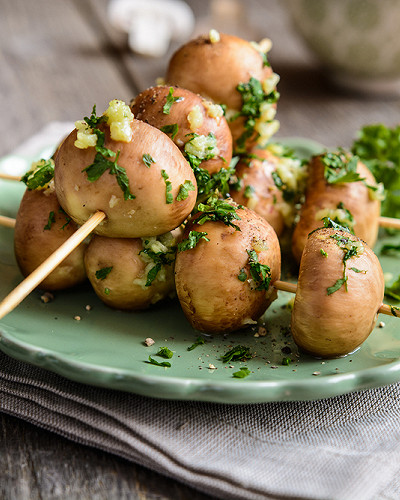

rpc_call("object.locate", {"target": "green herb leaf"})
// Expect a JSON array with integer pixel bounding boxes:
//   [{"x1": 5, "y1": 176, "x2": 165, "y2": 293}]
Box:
[
  {"x1": 327, "y1": 277, "x2": 348, "y2": 295},
  {"x1": 161, "y1": 170, "x2": 173, "y2": 204},
  {"x1": 350, "y1": 267, "x2": 367, "y2": 274},
  {"x1": 238, "y1": 268, "x2": 247, "y2": 282},
  {"x1": 322, "y1": 152, "x2": 365, "y2": 185},
  {"x1": 221, "y1": 345, "x2": 252, "y2": 363},
  {"x1": 234, "y1": 77, "x2": 279, "y2": 154},
  {"x1": 84, "y1": 104, "x2": 107, "y2": 129},
  {"x1": 187, "y1": 336, "x2": 205, "y2": 351},
  {"x1": 163, "y1": 87, "x2": 183, "y2": 114},
  {"x1": 145, "y1": 355, "x2": 171, "y2": 368},
  {"x1": 244, "y1": 185, "x2": 255, "y2": 198},
  {"x1": 104, "y1": 287, "x2": 111, "y2": 295},
  {"x1": 195, "y1": 197, "x2": 241, "y2": 230},
  {"x1": 160, "y1": 123, "x2": 179, "y2": 140},
  {"x1": 21, "y1": 159, "x2": 55, "y2": 190},
  {"x1": 156, "y1": 346, "x2": 174, "y2": 359},
  {"x1": 58, "y1": 208, "x2": 72, "y2": 230},
  {"x1": 320, "y1": 249, "x2": 328, "y2": 258},
  {"x1": 139, "y1": 248, "x2": 175, "y2": 286},
  {"x1": 232, "y1": 367, "x2": 251, "y2": 378},
  {"x1": 176, "y1": 180, "x2": 195, "y2": 201},
  {"x1": 95, "y1": 266, "x2": 113, "y2": 280},
  {"x1": 282, "y1": 357, "x2": 291, "y2": 366},
  {"x1": 178, "y1": 231, "x2": 209, "y2": 252},
  {"x1": 142, "y1": 154, "x2": 155, "y2": 168},
  {"x1": 43, "y1": 211, "x2": 55, "y2": 231},
  {"x1": 247, "y1": 249, "x2": 272, "y2": 291}
]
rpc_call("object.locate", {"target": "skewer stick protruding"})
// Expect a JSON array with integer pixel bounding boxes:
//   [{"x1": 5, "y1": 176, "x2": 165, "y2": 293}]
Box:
[
  {"x1": 0, "y1": 173, "x2": 21, "y2": 182},
  {"x1": 0, "y1": 215, "x2": 16, "y2": 228},
  {"x1": 0, "y1": 210, "x2": 106, "y2": 320},
  {"x1": 273, "y1": 280, "x2": 398, "y2": 318},
  {"x1": 378, "y1": 216, "x2": 400, "y2": 230}
]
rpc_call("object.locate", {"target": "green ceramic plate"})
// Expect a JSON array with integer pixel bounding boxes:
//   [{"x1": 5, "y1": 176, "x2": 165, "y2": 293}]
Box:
[{"x1": 1, "y1": 137, "x2": 400, "y2": 404}]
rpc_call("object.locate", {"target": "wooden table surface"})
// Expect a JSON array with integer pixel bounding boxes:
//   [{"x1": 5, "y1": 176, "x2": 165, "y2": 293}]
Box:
[{"x1": 1, "y1": 0, "x2": 400, "y2": 498}]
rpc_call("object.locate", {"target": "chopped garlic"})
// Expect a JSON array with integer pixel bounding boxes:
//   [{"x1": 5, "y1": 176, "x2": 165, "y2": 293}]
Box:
[
  {"x1": 209, "y1": 29, "x2": 220, "y2": 43},
  {"x1": 262, "y1": 73, "x2": 280, "y2": 95},
  {"x1": 104, "y1": 99, "x2": 134, "y2": 142},
  {"x1": 184, "y1": 133, "x2": 219, "y2": 159},
  {"x1": 109, "y1": 194, "x2": 119, "y2": 208},
  {"x1": 187, "y1": 105, "x2": 204, "y2": 131},
  {"x1": 74, "y1": 120, "x2": 98, "y2": 149},
  {"x1": 315, "y1": 207, "x2": 355, "y2": 229},
  {"x1": 255, "y1": 119, "x2": 280, "y2": 146},
  {"x1": 252, "y1": 239, "x2": 269, "y2": 252},
  {"x1": 203, "y1": 100, "x2": 224, "y2": 121}
]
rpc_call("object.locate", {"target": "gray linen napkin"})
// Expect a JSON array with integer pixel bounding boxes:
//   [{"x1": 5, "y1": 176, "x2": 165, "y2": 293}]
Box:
[{"x1": 1, "y1": 350, "x2": 400, "y2": 500}]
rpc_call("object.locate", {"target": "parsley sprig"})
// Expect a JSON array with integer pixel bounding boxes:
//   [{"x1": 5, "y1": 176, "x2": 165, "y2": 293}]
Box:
[
  {"x1": 195, "y1": 197, "x2": 241, "y2": 230},
  {"x1": 221, "y1": 345, "x2": 252, "y2": 363},
  {"x1": 81, "y1": 105, "x2": 135, "y2": 201},
  {"x1": 187, "y1": 336, "x2": 206, "y2": 351},
  {"x1": 21, "y1": 159, "x2": 54, "y2": 190},
  {"x1": 232, "y1": 77, "x2": 280, "y2": 154},
  {"x1": 246, "y1": 249, "x2": 272, "y2": 291},
  {"x1": 178, "y1": 231, "x2": 210, "y2": 252},
  {"x1": 139, "y1": 248, "x2": 175, "y2": 287},
  {"x1": 351, "y1": 124, "x2": 400, "y2": 218},
  {"x1": 163, "y1": 87, "x2": 183, "y2": 114},
  {"x1": 95, "y1": 266, "x2": 113, "y2": 280}
]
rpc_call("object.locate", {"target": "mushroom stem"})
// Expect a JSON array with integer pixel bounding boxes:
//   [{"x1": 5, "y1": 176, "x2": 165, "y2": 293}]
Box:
[
  {"x1": 273, "y1": 279, "x2": 398, "y2": 318},
  {"x1": 0, "y1": 210, "x2": 106, "y2": 320}
]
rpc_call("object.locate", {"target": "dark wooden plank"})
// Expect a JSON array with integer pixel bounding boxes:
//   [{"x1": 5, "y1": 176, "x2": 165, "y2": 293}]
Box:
[{"x1": 0, "y1": 414, "x2": 217, "y2": 500}]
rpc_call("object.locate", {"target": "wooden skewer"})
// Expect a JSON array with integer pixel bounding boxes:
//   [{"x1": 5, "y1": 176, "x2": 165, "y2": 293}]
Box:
[
  {"x1": 0, "y1": 172, "x2": 21, "y2": 181},
  {"x1": 0, "y1": 215, "x2": 16, "y2": 228},
  {"x1": 0, "y1": 211, "x2": 106, "y2": 320},
  {"x1": 378, "y1": 216, "x2": 400, "y2": 230},
  {"x1": 273, "y1": 280, "x2": 397, "y2": 318}
]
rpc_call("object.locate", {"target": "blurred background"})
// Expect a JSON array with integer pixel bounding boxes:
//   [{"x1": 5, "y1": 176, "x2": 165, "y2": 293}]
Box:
[{"x1": 1, "y1": 0, "x2": 400, "y2": 156}]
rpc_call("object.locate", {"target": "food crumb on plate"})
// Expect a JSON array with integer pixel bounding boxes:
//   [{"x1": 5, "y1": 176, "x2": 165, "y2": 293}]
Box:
[{"x1": 144, "y1": 337, "x2": 155, "y2": 347}]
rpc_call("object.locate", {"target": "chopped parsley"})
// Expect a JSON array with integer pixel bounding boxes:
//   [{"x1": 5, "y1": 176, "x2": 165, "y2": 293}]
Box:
[
  {"x1": 163, "y1": 87, "x2": 183, "y2": 114},
  {"x1": 390, "y1": 305, "x2": 400, "y2": 317},
  {"x1": 104, "y1": 287, "x2": 111, "y2": 295},
  {"x1": 21, "y1": 159, "x2": 54, "y2": 190},
  {"x1": 350, "y1": 267, "x2": 367, "y2": 274},
  {"x1": 237, "y1": 268, "x2": 247, "y2": 282},
  {"x1": 81, "y1": 106, "x2": 135, "y2": 201},
  {"x1": 176, "y1": 180, "x2": 195, "y2": 201},
  {"x1": 324, "y1": 221, "x2": 364, "y2": 295},
  {"x1": 178, "y1": 231, "x2": 209, "y2": 252},
  {"x1": 282, "y1": 357, "x2": 291, "y2": 366},
  {"x1": 145, "y1": 356, "x2": 171, "y2": 368},
  {"x1": 243, "y1": 185, "x2": 255, "y2": 198},
  {"x1": 161, "y1": 170, "x2": 173, "y2": 204},
  {"x1": 160, "y1": 123, "x2": 179, "y2": 140},
  {"x1": 247, "y1": 249, "x2": 272, "y2": 291},
  {"x1": 322, "y1": 152, "x2": 364, "y2": 185},
  {"x1": 95, "y1": 266, "x2": 113, "y2": 280},
  {"x1": 221, "y1": 345, "x2": 252, "y2": 363},
  {"x1": 192, "y1": 164, "x2": 235, "y2": 202},
  {"x1": 195, "y1": 197, "x2": 241, "y2": 230},
  {"x1": 59, "y1": 207, "x2": 72, "y2": 230},
  {"x1": 320, "y1": 249, "x2": 328, "y2": 258},
  {"x1": 156, "y1": 346, "x2": 174, "y2": 359},
  {"x1": 43, "y1": 211, "x2": 55, "y2": 231},
  {"x1": 139, "y1": 247, "x2": 175, "y2": 286},
  {"x1": 232, "y1": 77, "x2": 280, "y2": 154},
  {"x1": 142, "y1": 154, "x2": 155, "y2": 168},
  {"x1": 187, "y1": 336, "x2": 206, "y2": 351},
  {"x1": 232, "y1": 367, "x2": 251, "y2": 378}
]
